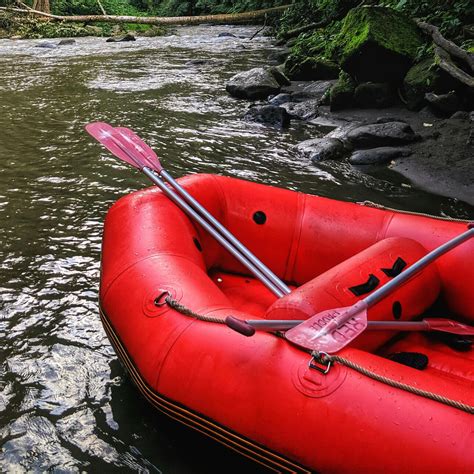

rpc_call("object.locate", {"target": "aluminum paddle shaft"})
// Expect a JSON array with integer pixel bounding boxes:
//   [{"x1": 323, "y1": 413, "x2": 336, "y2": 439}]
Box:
[
  {"x1": 86, "y1": 122, "x2": 290, "y2": 297},
  {"x1": 158, "y1": 168, "x2": 291, "y2": 296}
]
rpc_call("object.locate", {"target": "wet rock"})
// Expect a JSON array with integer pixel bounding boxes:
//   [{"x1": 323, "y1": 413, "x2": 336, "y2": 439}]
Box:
[
  {"x1": 58, "y1": 39, "x2": 76, "y2": 46},
  {"x1": 268, "y1": 93, "x2": 292, "y2": 106},
  {"x1": 330, "y1": 71, "x2": 355, "y2": 111},
  {"x1": 106, "y1": 34, "x2": 136, "y2": 43},
  {"x1": 281, "y1": 99, "x2": 319, "y2": 121},
  {"x1": 218, "y1": 32, "x2": 237, "y2": 38},
  {"x1": 226, "y1": 67, "x2": 282, "y2": 100},
  {"x1": 333, "y1": 6, "x2": 424, "y2": 83},
  {"x1": 425, "y1": 91, "x2": 462, "y2": 116},
  {"x1": 296, "y1": 137, "x2": 346, "y2": 162},
  {"x1": 376, "y1": 116, "x2": 408, "y2": 124},
  {"x1": 354, "y1": 82, "x2": 394, "y2": 108},
  {"x1": 349, "y1": 146, "x2": 412, "y2": 165},
  {"x1": 285, "y1": 55, "x2": 339, "y2": 81},
  {"x1": 288, "y1": 80, "x2": 336, "y2": 102},
  {"x1": 243, "y1": 105, "x2": 290, "y2": 128},
  {"x1": 346, "y1": 121, "x2": 420, "y2": 148},
  {"x1": 35, "y1": 42, "x2": 57, "y2": 49}
]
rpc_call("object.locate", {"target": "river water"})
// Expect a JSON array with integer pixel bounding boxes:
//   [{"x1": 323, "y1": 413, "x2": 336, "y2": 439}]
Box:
[{"x1": 0, "y1": 25, "x2": 472, "y2": 472}]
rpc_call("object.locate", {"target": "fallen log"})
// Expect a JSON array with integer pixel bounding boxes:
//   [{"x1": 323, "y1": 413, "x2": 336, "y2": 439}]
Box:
[
  {"x1": 416, "y1": 20, "x2": 474, "y2": 73},
  {"x1": 434, "y1": 45, "x2": 474, "y2": 88},
  {"x1": 0, "y1": 4, "x2": 290, "y2": 25}
]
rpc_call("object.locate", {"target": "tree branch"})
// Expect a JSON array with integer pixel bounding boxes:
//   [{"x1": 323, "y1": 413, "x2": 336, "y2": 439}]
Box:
[{"x1": 416, "y1": 20, "x2": 474, "y2": 73}]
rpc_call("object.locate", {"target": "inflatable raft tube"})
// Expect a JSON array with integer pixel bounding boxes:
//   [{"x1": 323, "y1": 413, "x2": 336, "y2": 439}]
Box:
[{"x1": 100, "y1": 174, "x2": 473, "y2": 473}]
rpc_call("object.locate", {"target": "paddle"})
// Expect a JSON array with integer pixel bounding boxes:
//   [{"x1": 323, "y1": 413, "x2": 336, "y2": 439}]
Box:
[
  {"x1": 85, "y1": 122, "x2": 290, "y2": 297},
  {"x1": 283, "y1": 224, "x2": 474, "y2": 353},
  {"x1": 225, "y1": 316, "x2": 474, "y2": 337},
  {"x1": 114, "y1": 125, "x2": 291, "y2": 297}
]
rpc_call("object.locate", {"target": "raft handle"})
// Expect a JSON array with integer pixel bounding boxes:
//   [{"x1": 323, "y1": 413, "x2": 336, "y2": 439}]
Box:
[
  {"x1": 308, "y1": 352, "x2": 332, "y2": 374},
  {"x1": 154, "y1": 290, "x2": 171, "y2": 307}
]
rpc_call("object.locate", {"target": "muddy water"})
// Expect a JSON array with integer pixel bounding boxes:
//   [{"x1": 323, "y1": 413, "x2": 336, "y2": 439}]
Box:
[{"x1": 0, "y1": 25, "x2": 472, "y2": 472}]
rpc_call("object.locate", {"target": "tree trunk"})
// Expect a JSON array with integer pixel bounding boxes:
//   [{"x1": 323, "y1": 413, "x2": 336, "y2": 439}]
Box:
[{"x1": 0, "y1": 4, "x2": 290, "y2": 25}]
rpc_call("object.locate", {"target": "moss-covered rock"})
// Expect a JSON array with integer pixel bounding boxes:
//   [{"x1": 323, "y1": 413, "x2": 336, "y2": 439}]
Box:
[
  {"x1": 331, "y1": 6, "x2": 425, "y2": 83},
  {"x1": 402, "y1": 58, "x2": 459, "y2": 110},
  {"x1": 329, "y1": 70, "x2": 355, "y2": 111},
  {"x1": 286, "y1": 56, "x2": 339, "y2": 81}
]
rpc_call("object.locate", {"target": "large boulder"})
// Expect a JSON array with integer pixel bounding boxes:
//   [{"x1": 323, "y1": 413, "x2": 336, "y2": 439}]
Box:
[
  {"x1": 346, "y1": 121, "x2": 420, "y2": 148},
  {"x1": 402, "y1": 58, "x2": 460, "y2": 110},
  {"x1": 226, "y1": 67, "x2": 284, "y2": 100},
  {"x1": 331, "y1": 6, "x2": 424, "y2": 83}
]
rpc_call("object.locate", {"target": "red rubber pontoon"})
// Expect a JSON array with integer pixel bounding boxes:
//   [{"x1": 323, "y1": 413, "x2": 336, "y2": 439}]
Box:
[{"x1": 99, "y1": 174, "x2": 473, "y2": 473}]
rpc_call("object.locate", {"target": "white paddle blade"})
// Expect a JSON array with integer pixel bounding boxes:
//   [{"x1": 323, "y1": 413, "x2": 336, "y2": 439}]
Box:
[{"x1": 285, "y1": 305, "x2": 368, "y2": 353}]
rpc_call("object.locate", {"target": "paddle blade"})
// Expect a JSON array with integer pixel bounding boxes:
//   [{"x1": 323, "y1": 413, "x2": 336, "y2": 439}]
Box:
[
  {"x1": 86, "y1": 122, "x2": 141, "y2": 169},
  {"x1": 285, "y1": 305, "x2": 368, "y2": 353},
  {"x1": 425, "y1": 318, "x2": 474, "y2": 335},
  {"x1": 115, "y1": 127, "x2": 163, "y2": 173}
]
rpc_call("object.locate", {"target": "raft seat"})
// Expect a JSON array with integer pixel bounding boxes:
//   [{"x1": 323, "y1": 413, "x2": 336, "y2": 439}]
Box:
[{"x1": 263, "y1": 236, "x2": 442, "y2": 352}]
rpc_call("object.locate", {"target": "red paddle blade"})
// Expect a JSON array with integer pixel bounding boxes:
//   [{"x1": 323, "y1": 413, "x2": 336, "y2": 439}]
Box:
[
  {"x1": 85, "y1": 122, "x2": 162, "y2": 172},
  {"x1": 425, "y1": 318, "x2": 474, "y2": 335},
  {"x1": 86, "y1": 122, "x2": 140, "y2": 169},
  {"x1": 285, "y1": 305, "x2": 368, "y2": 353},
  {"x1": 115, "y1": 127, "x2": 163, "y2": 173}
]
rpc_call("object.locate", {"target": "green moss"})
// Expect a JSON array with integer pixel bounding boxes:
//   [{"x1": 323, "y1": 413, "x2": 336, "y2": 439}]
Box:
[
  {"x1": 403, "y1": 57, "x2": 459, "y2": 110},
  {"x1": 333, "y1": 6, "x2": 424, "y2": 64},
  {"x1": 404, "y1": 59, "x2": 438, "y2": 90},
  {"x1": 285, "y1": 21, "x2": 341, "y2": 80},
  {"x1": 329, "y1": 70, "x2": 355, "y2": 110}
]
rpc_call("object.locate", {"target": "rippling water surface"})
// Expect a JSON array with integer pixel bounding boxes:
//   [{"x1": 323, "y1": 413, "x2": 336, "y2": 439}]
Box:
[{"x1": 0, "y1": 25, "x2": 472, "y2": 472}]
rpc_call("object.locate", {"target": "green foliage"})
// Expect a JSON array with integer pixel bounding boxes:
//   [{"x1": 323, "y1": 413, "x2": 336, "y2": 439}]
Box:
[
  {"x1": 11, "y1": 17, "x2": 103, "y2": 37},
  {"x1": 381, "y1": 0, "x2": 474, "y2": 38},
  {"x1": 52, "y1": 0, "x2": 145, "y2": 16}
]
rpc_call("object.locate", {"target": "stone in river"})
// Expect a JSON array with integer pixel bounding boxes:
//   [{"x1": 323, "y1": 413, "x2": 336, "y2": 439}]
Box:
[
  {"x1": 226, "y1": 67, "x2": 282, "y2": 100},
  {"x1": 295, "y1": 137, "x2": 347, "y2": 162},
  {"x1": 346, "y1": 122, "x2": 420, "y2": 148},
  {"x1": 349, "y1": 147, "x2": 412, "y2": 165},
  {"x1": 243, "y1": 105, "x2": 290, "y2": 128}
]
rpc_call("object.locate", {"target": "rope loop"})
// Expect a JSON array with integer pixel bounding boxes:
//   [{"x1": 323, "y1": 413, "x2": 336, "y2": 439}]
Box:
[{"x1": 164, "y1": 296, "x2": 473, "y2": 415}]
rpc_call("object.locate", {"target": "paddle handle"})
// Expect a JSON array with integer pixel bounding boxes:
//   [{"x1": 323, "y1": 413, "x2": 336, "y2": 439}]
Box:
[{"x1": 225, "y1": 316, "x2": 256, "y2": 337}]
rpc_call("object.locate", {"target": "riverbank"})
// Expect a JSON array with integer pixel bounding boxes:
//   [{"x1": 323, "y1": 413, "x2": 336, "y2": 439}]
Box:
[{"x1": 225, "y1": 3, "x2": 474, "y2": 206}]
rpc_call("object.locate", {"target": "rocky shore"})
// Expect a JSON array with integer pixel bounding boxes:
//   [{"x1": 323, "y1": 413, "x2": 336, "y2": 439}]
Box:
[{"x1": 225, "y1": 5, "x2": 474, "y2": 206}]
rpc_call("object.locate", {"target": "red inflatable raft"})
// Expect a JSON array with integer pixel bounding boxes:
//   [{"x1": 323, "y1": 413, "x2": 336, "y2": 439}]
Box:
[{"x1": 100, "y1": 174, "x2": 473, "y2": 473}]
